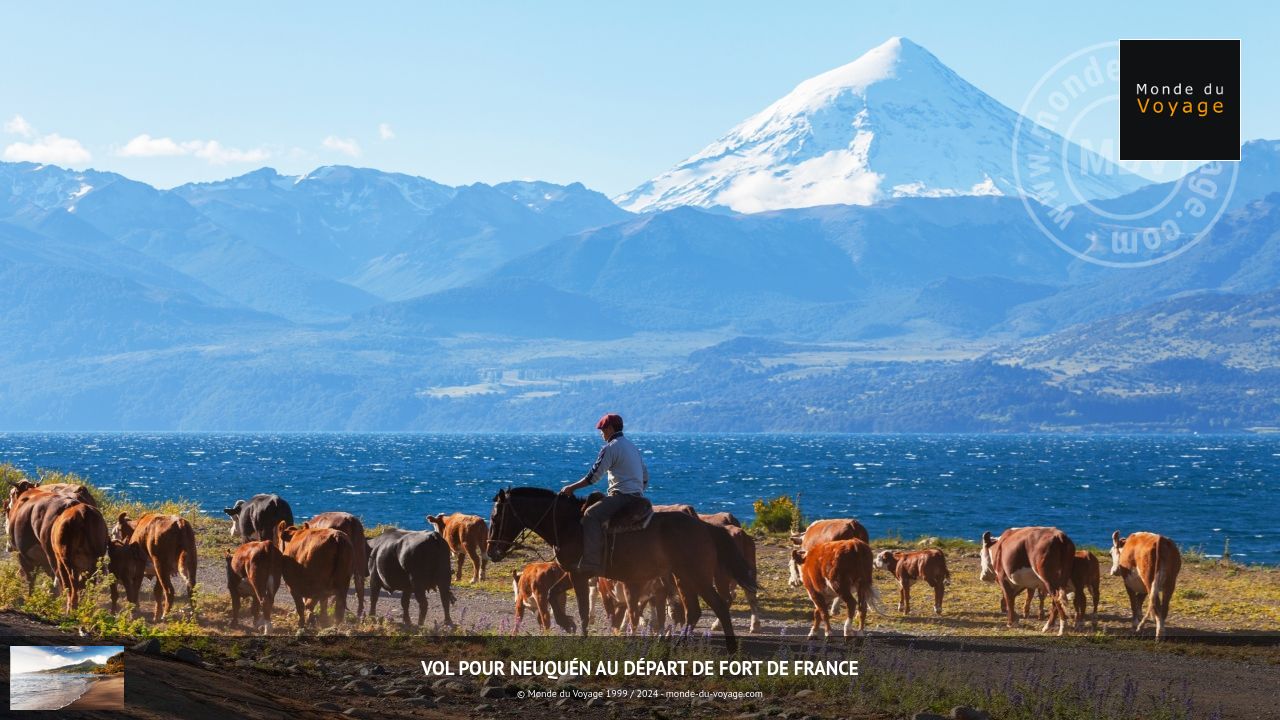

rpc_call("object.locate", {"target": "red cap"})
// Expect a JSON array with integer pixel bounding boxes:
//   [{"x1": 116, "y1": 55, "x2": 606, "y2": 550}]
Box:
[{"x1": 595, "y1": 413, "x2": 623, "y2": 432}]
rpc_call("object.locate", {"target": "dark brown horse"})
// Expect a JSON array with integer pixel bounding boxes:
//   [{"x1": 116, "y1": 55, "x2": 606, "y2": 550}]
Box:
[{"x1": 485, "y1": 487, "x2": 756, "y2": 652}]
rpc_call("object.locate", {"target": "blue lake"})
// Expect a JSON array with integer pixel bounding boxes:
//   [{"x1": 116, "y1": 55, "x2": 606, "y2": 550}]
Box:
[{"x1": 1, "y1": 433, "x2": 1275, "y2": 563}]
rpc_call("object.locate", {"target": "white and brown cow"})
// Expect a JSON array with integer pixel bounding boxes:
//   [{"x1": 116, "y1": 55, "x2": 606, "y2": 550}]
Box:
[
  {"x1": 791, "y1": 539, "x2": 882, "y2": 639},
  {"x1": 789, "y1": 519, "x2": 869, "y2": 587},
  {"x1": 979, "y1": 526, "x2": 1075, "y2": 635},
  {"x1": 873, "y1": 548, "x2": 950, "y2": 615},
  {"x1": 1110, "y1": 530, "x2": 1182, "y2": 640}
]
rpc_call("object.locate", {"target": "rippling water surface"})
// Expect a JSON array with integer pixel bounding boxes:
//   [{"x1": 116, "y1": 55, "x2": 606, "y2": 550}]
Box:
[{"x1": 1, "y1": 433, "x2": 1275, "y2": 562}]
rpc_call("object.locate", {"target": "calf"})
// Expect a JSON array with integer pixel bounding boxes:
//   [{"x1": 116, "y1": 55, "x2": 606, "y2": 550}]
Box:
[
  {"x1": 427, "y1": 512, "x2": 487, "y2": 583},
  {"x1": 792, "y1": 539, "x2": 881, "y2": 639},
  {"x1": 367, "y1": 528, "x2": 454, "y2": 626},
  {"x1": 224, "y1": 494, "x2": 293, "y2": 541},
  {"x1": 512, "y1": 561, "x2": 576, "y2": 632},
  {"x1": 112, "y1": 513, "x2": 199, "y2": 621},
  {"x1": 277, "y1": 521, "x2": 353, "y2": 628},
  {"x1": 591, "y1": 576, "x2": 672, "y2": 634},
  {"x1": 226, "y1": 540, "x2": 283, "y2": 634},
  {"x1": 49, "y1": 503, "x2": 109, "y2": 612},
  {"x1": 789, "y1": 518, "x2": 869, "y2": 587},
  {"x1": 1110, "y1": 530, "x2": 1181, "y2": 640},
  {"x1": 107, "y1": 540, "x2": 146, "y2": 613},
  {"x1": 979, "y1": 527, "x2": 1075, "y2": 635},
  {"x1": 308, "y1": 511, "x2": 369, "y2": 618},
  {"x1": 874, "y1": 549, "x2": 950, "y2": 615}
]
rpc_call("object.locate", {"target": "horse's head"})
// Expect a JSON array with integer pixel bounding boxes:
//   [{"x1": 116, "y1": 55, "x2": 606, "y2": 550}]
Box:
[{"x1": 486, "y1": 487, "x2": 522, "y2": 562}]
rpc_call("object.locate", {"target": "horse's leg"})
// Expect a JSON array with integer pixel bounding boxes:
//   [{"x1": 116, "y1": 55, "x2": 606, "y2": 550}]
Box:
[
  {"x1": 679, "y1": 576, "x2": 702, "y2": 631},
  {"x1": 570, "y1": 572, "x2": 591, "y2": 636},
  {"x1": 696, "y1": 579, "x2": 737, "y2": 652},
  {"x1": 650, "y1": 581, "x2": 668, "y2": 635}
]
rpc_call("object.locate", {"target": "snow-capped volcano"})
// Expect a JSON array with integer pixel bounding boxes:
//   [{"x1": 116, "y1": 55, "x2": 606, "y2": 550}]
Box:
[{"x1": 616, "y1": 37, "x2": 1147, "y2": 213}]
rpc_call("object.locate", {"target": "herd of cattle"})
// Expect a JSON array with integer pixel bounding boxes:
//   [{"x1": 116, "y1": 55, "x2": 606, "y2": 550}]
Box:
[{"x1": 2, "y1": 480, "x2": 1184, "y2": 641}]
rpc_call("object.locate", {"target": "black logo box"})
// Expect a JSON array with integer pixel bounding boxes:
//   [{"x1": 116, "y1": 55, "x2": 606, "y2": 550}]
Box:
[{"x1": 1120, "y1": 39, "x2": 1240, "y2": 161}]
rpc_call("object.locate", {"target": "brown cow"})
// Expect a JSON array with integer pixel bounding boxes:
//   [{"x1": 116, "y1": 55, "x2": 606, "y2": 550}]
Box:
[
  {"x1": 112, "y1": 513, "x2": 198, "y2": 621},
  {"x1": 49, "y1": 503, "x2": 109, "y2": 612},
  {"x1": 6, "y1": 480, "x2": 97, "y2": 512},
  {"x1": 307, "y1": 511, "x2": 368, "y2": 618},
  {"x1": 708, "y1": 524, "x2": 761, "y2": 633},
  {"x1": 276, "y1": 520, "x2": 353, "y2": 627},
  {"x1": 226, "y1": 540, "x2": 283, "y2": 634},
  {"x1": 1110, "y1": 530, "x2": 1182, "y2": 640},
  {"x1": 789, "y1": 519, "x2": 869, "y2": 587},
  {"x1": 1001, "y1": 551, "x2": 1101, "y2": 631},
  {"x1": 792, "y1": 539, "x2": 882, "y2": 639},
  {"x1": 512, "y1": 561, "x2": 576, "y2": 632},
  {"x1": 6, "y1": 490, "x2": 83, "y2": 593},
  {"x1": 4, "y1": 483, "x2": 94, "y2": 554},
  {"x1": 652, "y1": 503, "x2": 698, "y2": 516},
  {"x1": 427, "y1": 513, "x2": 487, "y2": 583},
  {"x1": 698, "y1": 512, "x2": 742, "y2": 528},
  {"x1": 979, "y1": 527, "x2": 1075, "y2": 635},
  {"x1": 873, "y1": 549, "x2": 950, "y2": 615}
]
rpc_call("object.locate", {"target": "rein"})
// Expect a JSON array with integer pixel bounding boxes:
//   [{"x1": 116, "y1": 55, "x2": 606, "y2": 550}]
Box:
[{"x1": 493, "y1": 491, "x2": 570, "y2": 564}]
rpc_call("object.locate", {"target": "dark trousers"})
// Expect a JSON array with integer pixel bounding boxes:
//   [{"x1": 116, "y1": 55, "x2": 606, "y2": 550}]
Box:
[{"x1": 581, "y1": 493, "x2": 648, "y2": 568}]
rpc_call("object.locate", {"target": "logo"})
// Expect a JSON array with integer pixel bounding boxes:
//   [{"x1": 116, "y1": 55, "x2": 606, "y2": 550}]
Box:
[{"x1": 1012, "y1": 42, "x2": 1239, "y2": 268}]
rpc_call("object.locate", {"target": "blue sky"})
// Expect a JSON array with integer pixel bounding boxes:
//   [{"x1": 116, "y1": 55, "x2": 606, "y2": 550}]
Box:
[
  {"x1": 10, "y1": 646, "x2": 122, "y2": 674},
  {"x1": 2, "y1": 2, "x2": 1275, "y2": 193}
]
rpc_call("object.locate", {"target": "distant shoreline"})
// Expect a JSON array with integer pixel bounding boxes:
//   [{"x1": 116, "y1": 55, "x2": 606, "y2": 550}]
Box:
[{"x1": 65, "y1": 674, "x2": 124, "y2": 710}]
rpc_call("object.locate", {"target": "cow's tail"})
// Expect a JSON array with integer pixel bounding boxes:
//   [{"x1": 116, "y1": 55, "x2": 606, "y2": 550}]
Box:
[
  {"x1": 710, "y1": 525, "x2": 757, "y2": 594},
  {"x1": 1144, "y1": 538, "x2": 1164, "y2": 630},
  {"x1": 866, "y1": 583, "x2": 887, "y2": 616},
  {"x1": 177, "y1": 518, "x2": 198, "y2": 597}
]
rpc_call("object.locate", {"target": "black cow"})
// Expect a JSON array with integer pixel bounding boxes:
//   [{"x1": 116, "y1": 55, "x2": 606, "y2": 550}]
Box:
[
  {"x1": 367, "y1": 528, "x2": 454, "y2": 626},
  {"x1": 223, "y1": 494, "x2": 293, "y2": 542}
]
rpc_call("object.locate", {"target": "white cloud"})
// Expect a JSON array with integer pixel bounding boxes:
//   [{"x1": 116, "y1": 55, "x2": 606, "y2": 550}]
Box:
[
  {"x1": 119, "y1": 134, "x2": 187, "y2": 157},
  {"x1": 4, "y1": 114, "x2": 34, "y2": 137},
  {"x1": 117, "y1": 134, "x2": 270, "y2": 165},
  {"x1": 3, "y1": 133, "x2": 92, "y2": 166},
  {"x1": 378, "y1": 123, "x2": 395, "y2": 141},
  {"x1": 322, "y1": 135, "x2": 361, "y2": 157}
]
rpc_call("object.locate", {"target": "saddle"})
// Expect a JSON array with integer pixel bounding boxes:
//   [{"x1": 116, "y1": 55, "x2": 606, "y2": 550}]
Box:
[{"x1": 583, "y1": 492, "x2": 654, "y2": 534}]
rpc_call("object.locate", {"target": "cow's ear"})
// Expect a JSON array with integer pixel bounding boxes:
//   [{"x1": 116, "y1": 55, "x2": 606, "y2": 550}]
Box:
[
  {"x1": 982, "y1": 531, "x2": 993, "y2": 547},
  {"x1": 117, "y1": 512, "x2": 129, "y2": 524},
  {"x1": 1112, "y1": 530, "x2": 1123, "y2": 547},
  {"x1": 789, "y1": 535, "x2": 803, "y2": 545},
  {"x1": 301, "y1": 521, "x2": 310, "y2": 530},
  {"x1": 223, "y1": 506, "x2": 238, "y2": 516}
]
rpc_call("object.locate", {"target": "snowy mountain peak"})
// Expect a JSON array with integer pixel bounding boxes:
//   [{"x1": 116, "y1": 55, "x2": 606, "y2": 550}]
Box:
[{"x1": 616, "y1": 37, "x2": 1147, "y2": 214}]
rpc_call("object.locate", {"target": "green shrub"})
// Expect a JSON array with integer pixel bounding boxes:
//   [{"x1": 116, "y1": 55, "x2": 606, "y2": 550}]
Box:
[{"x1": 750, "y1": 494, "x2": 802, "y2": 534}]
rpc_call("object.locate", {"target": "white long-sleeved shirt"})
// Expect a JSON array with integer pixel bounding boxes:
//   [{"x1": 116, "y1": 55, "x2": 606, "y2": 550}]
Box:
[{"x1": 581, "y1": 433, "x2": 649, "y2": 495}]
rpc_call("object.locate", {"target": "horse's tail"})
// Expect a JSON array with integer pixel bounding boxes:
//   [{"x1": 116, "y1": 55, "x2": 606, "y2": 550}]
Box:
[{"x1": 710, "y1": 525, "x2": 757, "y2": 594}]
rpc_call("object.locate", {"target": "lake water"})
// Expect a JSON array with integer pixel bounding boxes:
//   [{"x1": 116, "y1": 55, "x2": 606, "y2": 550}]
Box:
[
  {"x1": 9, "y1": 673, "x2": 91, "y2": 710},
  {"x1": 1, "y1": 433, "x2": 1276, "y2": 563}
]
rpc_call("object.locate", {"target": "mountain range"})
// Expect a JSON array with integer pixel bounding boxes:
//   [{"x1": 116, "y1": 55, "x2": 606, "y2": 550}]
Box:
[{"x1": 1, "y1": 37, "x2": 1279, "y2": 431}]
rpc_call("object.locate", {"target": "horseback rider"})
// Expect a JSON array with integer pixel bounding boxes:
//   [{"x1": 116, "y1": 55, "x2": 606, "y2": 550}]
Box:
[{"x1": 559, "y1": 413, "x2": 649, "y2": 576}]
